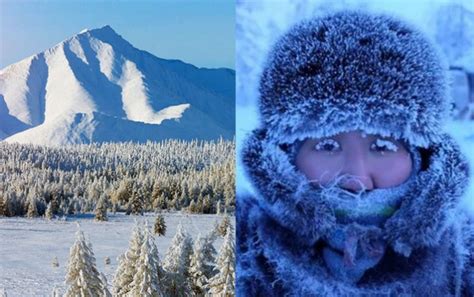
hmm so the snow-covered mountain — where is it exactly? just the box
[0,25,235,145]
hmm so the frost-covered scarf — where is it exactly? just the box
[320,178,413,284]
[320,149,421,284]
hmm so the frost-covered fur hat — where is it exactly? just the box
[259,11,450,148]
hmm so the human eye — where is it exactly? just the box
[370,138,398,153]
[314,138,341,152]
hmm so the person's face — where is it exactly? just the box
[295,131,412,191]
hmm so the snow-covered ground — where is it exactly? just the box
[0,212,232,296]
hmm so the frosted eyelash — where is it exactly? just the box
[371,139,398,152]
[315,139,340,151]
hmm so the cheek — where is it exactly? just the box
[296,153,342,183]
[371,153,413,187]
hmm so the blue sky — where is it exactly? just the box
[0,0,235,69]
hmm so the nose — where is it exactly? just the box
[339,153,374,192]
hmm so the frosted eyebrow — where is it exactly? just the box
[315,138,341,151]
[372,138,398,152]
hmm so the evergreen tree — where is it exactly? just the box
[129,224,165,296]
[153,193,167,210]
[130,189,144,215]
[64,228,111,297]
[202,195,212,214]
[112,180,133,207]
[216,200,222,215]
[154,214,167,236]
[26,197,38,218]
[189,233,217,295]
[45,202,54,220]
[113,222,143,296]
[0,197,7,216]
[162,223,193,296]
[201,232,218,279]
[217,215,232,237]
[208,225,235,296]
[188,200,196,213]
[94,195,108,221]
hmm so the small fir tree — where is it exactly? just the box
[162,223,193,296]
[113,222,143,296]
[217,215,232,237]
[27,197,38,218]
[129,224,165,296]
[189,233,217,295]
[45,202,54,220]
[208,225,235,296]
[94,196,108,222]
[130,190,144,215]
[154,214,167,236]
[0,197,7,216]
[64,228,111,297]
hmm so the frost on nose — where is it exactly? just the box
[338,173,374,192]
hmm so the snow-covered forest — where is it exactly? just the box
[0,139,235,219]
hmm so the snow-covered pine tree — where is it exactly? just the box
[26,197,38,218]
[129,223,165,296]
[0,197,7,216]
[162,223,193,296]
[189,233,217,295]
[45,202,54,220]
[217,215,232,237]
[189,234,207,295]
[216,200,221,215]
[208,225,235,296]
[188,200,197,213]
[130,189,144,215]
[94,195,108,221]
[64,228,111,297]
[202,195,212,214]
[113,222,144,296]
[201,232,217,279]
[154,214,166,236]
[111,179,133,208]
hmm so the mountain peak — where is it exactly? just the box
[78,25,117,37]
[0,24,235,145]
[74,25,133,52]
